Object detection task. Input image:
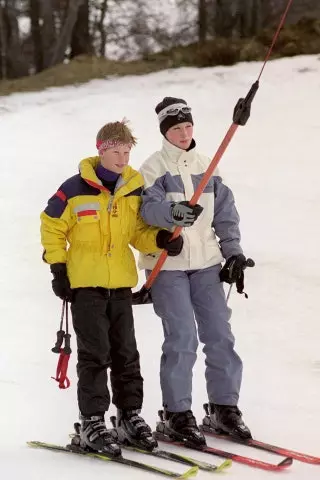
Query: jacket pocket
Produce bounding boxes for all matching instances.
[74,211,101,242]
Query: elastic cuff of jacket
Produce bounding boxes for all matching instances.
[50,263,67,275]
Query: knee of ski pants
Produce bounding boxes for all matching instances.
[197,305,233,345]
[147,270,199,352]
[152,297,199,354]
[77,345,111,369]
[161,316,199,355]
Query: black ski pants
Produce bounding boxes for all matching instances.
[71,287,143,416]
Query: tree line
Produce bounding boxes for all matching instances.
[0,0,319,80]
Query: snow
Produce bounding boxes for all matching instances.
[1,54,320,479]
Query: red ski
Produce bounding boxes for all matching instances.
[202,429,320,465]
[154,432,293,472]
[201,402,320,465]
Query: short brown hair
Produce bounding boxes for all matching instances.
[96,120,137,146]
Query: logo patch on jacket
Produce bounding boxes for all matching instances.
[111,204,118,217]
[74,203,100,218]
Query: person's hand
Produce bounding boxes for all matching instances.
[171,201,203,227]
[220,254,255,284]
[156,230,183,256]
[50,263,73,301]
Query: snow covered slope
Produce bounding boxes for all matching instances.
[1,54,320,479]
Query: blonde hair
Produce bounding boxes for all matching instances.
[96,120,137,146]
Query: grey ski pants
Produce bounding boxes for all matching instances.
[149,264,243,412]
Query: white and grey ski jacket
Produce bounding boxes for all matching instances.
[138,138,243,271]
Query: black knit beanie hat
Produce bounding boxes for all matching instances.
[155,96,193,136]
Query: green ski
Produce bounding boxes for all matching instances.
[27,441,198,479]
[123,444,232,473]
[106,415,231,473]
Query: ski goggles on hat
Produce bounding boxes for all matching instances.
[157,103,192,123]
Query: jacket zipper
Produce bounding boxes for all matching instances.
[107,195,114,212]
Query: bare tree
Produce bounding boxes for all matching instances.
[50,0,85,66]
[274,0,320,24]
[237,0,263,37]
[5,0,30,77]
[214,0,238,37]
[30,0,43,72]
[96,0,107,57]
[0,0,7,78]
[71,0,92,58]
[0,0,319,83]
[198,0,207,43]
[39,0,56,68]
[251,0,263,34]
[128,3,154,57]
[210,0,266,38]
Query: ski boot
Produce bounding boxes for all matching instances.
[110,409,158,451]
[201,403,252,440]
[70,415,121,456]
[155,409,206,447]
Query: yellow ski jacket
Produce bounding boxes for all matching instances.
[40,156,161,289]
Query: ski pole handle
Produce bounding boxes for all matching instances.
[51,330,65,354]
[63,333,72,355]
[245,258,255,268]
[226,258,255,303]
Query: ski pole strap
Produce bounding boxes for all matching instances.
[51,349,71,389]
[51,300,72,389]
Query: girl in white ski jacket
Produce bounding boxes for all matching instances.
[138,96,252,444]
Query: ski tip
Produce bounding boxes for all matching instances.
[27,441,41,448]
[217,459,233,471]
[278,456,293,468]
[27,441,61,450]
[178,466,199,478]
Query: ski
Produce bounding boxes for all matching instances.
[153,431,293,472]
[201,403,320,465]
[107,414,231,473]
[123,444,232,473]
[27,441,198,479]
[69,428,230,474]
[201,426,320,465]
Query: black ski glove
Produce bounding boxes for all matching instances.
[220,254,248,284]
[50,263,73,302]
[171,201,203,227]
[156,230,183,256]
[220,254,255,297]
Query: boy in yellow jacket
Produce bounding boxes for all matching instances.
[40,120,183,455]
